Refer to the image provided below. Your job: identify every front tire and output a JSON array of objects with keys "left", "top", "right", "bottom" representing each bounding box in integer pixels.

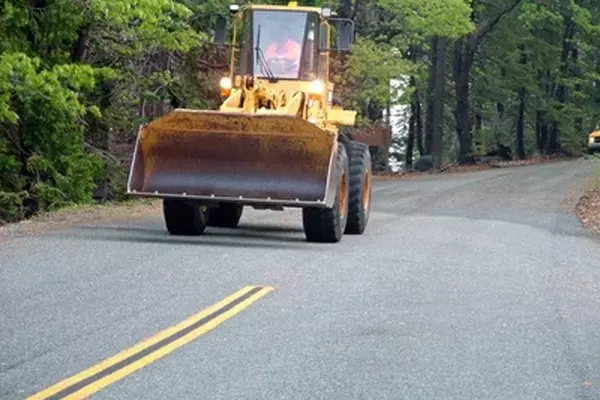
[
  {"left": 163, "top": 199, "right": 208, "bottom": 235},
  {"left": 344, "top": 140, "right": 372, "bottom": 234},
  {"left": 302, "top": 144, "right": 349, "bottom": 243},
  {"left": 207, "top": 203, "right": 243, "bottom": 228}
]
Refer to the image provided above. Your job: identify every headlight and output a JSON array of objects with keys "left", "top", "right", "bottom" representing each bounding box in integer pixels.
[
  {"left": 220, "top": 77, "right": 232, "bottom": 89},
  {"left": 590, "top": 136, "right": 596, "bottom": 144},
  {"left": 310, "top": 79, "right": 323, "bottom": 94}
]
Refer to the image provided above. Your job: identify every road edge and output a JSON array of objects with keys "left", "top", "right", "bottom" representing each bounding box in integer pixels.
[
  {"left": 575, "top": 184, "right": 600, "bottom": 236},
  {"left": 373, "top": 155, "right": 581, "bottom": 180},
  {"left": 0, "top": 199, "right": 162, "bottom": 242},
  {"left": 1, "top": 155, "right": 594, "bottom": 241}
]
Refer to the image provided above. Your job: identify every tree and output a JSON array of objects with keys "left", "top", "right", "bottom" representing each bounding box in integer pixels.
[
  {"left": 451, "top": 0, "right": 524, "bottom": 163},
  {"left": 0, "top": 0, "right": 205, "bottom": 221}
]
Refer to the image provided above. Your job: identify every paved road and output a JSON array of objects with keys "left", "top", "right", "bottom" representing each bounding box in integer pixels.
[{"left": 2, "top": 158, "right": 600, "bottom": 399}]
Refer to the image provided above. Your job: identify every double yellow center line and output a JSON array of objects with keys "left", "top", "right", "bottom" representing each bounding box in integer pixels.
[{"left": 28, "top": 285, "right": 274, "bottom": 400}]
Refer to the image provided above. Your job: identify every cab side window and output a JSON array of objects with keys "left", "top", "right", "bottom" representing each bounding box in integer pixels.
[
  {"left": 318, "top": 22, "right": 328, "bottom": 80},
  {"left": 236, "top": 13, "right": 252, "bottom": 75},
  {"left": 300, "top": 17, "right": 319, "bottom": 79}
]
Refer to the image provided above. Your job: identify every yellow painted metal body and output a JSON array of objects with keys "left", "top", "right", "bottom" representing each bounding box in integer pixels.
[
  {"left": 127, "top": 2, "right": 357, "bottom": 208},
  {"left": 128, "top": 109, "right": 340, "bottom": 205},
  {"left": 219, "top": 79, "right": 356, "bottom": 129},
  {"left": 588, "top": 129, "right": 600, "bottom": 152}
]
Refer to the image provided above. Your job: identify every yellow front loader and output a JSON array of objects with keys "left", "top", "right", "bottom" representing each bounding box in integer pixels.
[
  {"left": 588, "top": 128, "right": 600, "bottom": 154},
  {"left": 126, "top": 1, "right": 373, "bottom": 243}
]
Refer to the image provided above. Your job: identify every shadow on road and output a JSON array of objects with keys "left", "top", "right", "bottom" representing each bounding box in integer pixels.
[
  {"left": 51, "top": 223, "right": 319, "bottom": 250},
  {"left": 75, "top": 223, "right": 304, "bottom": 235},
  {"left": 236, "top": 223, "right": 304, "bottom": 234}
]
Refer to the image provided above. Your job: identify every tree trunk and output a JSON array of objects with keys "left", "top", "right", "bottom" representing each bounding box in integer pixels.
[
  {"left": 571, "top": 36, "right": 583, "bottom": 138},
  {"left": 402, "top": 45, "right": 423, "bottom": 163},
  {"left": 431, "top": 37, "right": 446, "bottom": 170},
  {"left": 72, "top": 25, "right": 92, "bottom": 63},
  {"left": 515, "top": 87, "right": 526, "bottom": 159},
  {"left": 539, "top": 15, "right": 576, "bottom": 154},
  {"left": 415, "top": 91, "right": 424, "bottom": 156},
  {"left": 496, "top": 67, "right": 506, "bottom": 131},
  {"left": 535, "top": 111, "right": 542, "bottom": 152},
  {"left": 515, "top": 45, "right": 526, "bottom": 159},
  {"left": 536, "top": 111, "right": 549, "bottom": 153},
  {"left": 424, "top": 37, "right": 437, "bottom": 155},
  {"left": 474, "top": 109, "right": 483, "bottom": 151},
  {"left": 425, "top": 35, "right": 446, "bottom": 170},
  {"left": 406, "top": 82, "right": 416, "bottom": 171},
  {"left": 450, "top": 0, "right": 523, "bottom": 164},
  {"left": 452, "top": 41, "right": 474, "bottom": 164},
  {"left": 545, "top": 121, "right": 559, "bottom": 154}
]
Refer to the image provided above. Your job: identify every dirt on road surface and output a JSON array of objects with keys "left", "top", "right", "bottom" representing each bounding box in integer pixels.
[{"left": 1, "top": 158, "right": 600, "bottom": 400}]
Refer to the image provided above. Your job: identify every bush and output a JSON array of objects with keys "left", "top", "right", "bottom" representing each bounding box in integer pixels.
[
  {"left": 0, "top": 52, "right": 104, "bottom": 221},
  {"left": 0, "top": 191, "right": 22, "bottom": 223}
]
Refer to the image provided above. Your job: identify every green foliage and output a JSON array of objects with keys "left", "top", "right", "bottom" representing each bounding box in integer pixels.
[
  {"left": 467, "top": 0, "right": 600, "bottom": 159},
  {"left": 344, "top": 0, "right": 475, "bottom": 124},
  {"left": 0, "top": 0, "right": 208, "bottom": 223},
  {"left": 379, "top": 0, "right": 475, "bottom": 40},
  {"left": 0, "top": 51, "right": 104, "bottom": 215},
  {"left": 346, "top": 39, "right": 413, "bottom": 110},
  {"left": 0, "top": 191, "right": 22, "bottom": 223},
  {"left": 90, "top": 0, "right": 204, "bottom": 55},
  {"left": 2, "top": 0, "right": 600, "bottom": 222}
]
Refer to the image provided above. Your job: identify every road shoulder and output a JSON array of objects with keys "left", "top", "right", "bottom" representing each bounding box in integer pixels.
[
  {"left": 2, "top": 156, "right": 597, "bottom": 241},
  {"left": 0, "top": 199, "right": 161, "bottom": 242},
  {"left": 576, "top": 186, "right": 600, "bottom": 235}
]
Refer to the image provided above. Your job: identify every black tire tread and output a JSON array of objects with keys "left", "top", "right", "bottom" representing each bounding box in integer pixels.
[
  {"left": 345, "top": 140, "right": 372, "bottom": 234},
  {"left": 302, "top": 144, "right": 349, "bottom": 243},
  {"left": 163, "top": 199, "right": 207, "bottom": 235},
  {"left": 207, "top": 203, "right": 243, "bottom": 228}
]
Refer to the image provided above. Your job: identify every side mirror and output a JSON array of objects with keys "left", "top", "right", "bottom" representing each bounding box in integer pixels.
[
  {"left": 329, "top": 18, "right": 354, "bottom": 51},
  {"left": 214, "top": 15, "right": 227, "bottom": 44}
]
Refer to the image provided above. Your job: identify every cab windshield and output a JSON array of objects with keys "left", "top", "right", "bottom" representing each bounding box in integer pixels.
[{"left": 237, "top": 10, "right": 319, "bottom": 80}]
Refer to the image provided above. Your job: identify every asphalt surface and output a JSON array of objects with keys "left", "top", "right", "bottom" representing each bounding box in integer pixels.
[{"left": 1, "top": 158, "right": 600, "bottom": 399}]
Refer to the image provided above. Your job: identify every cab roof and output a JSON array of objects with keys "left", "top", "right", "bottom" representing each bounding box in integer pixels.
[{"left": 247, "top": 2, "right": 323, "bottom": 13}]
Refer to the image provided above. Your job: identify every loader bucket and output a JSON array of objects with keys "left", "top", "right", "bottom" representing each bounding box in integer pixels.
[{"left": 127, "top": 109, "right": 338, "bottom": 207}]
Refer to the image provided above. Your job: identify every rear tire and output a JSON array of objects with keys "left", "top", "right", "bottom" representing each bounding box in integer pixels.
[
  {"left": 163, "top": 198, "right": 207, "bottom": 235},
  {"left": 344, "top": 140, "right": 372, "bottom": 234},
  {"left": 302, "top": 144, "right": 349, "bottom": 243},
  {"left": 207, "top": 203, "right": 243, "bottom": 228}
]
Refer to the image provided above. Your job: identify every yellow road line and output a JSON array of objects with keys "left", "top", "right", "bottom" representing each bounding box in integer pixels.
[{"left": 28, "top": 285, "right": 274, "bottom": 400}]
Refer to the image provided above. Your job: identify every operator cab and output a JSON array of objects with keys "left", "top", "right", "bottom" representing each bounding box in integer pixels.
[
  {"left": 237, "top": 9, "right": 322, "bottom": 81},
  {"left": 214, "top": 4, "right": 354, "bottom": 83}
]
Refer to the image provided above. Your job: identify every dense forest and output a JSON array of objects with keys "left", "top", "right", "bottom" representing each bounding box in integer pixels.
[{"left": 1, "top": 0, "right": 599, "bottom": 223}]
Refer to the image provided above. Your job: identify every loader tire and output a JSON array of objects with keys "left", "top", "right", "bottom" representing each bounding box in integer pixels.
[
  {"left": 207, "top": 203, "right": 243, "bottom": 228},
  {"left": 344, "top": 140, "right": 372, "bottom": 234},
  {"left": 302, "top": 144, "right": 349, "bottom": 243},
  {"left": 162, "top": 198, "right": 207, "bottom": 235}
]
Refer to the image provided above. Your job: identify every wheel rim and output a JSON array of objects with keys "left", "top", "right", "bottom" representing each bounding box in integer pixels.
[
  {"left": 362, "top": 168, "right": 371, "bottom": 212},
  {"left": 339, "top": 170, "right": 348, "bottom": 218}
]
